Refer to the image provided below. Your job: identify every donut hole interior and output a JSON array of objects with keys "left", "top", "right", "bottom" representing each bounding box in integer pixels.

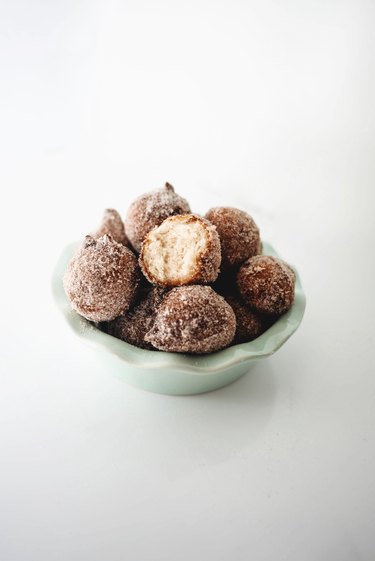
[{"left": 145, "top": 220, "right": 207, "bottom": 283}]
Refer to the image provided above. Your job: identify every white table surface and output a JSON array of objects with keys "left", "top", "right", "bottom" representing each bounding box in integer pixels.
[{"left": 1, "top": 1, "right": 375, "bottom": 559}]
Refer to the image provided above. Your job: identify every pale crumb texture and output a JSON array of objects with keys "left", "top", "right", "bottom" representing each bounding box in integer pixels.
[
  {"left": 205, "top": 207, "right": 261, "bottom": 269},
  {"left": 106, "top": 287, "right": 167, "bottom": 350},
  {"left": 92, "top": 208, "right": 130, "bottom": 247},
  {"left": 140, "top": 214, "right": 221, "bottom": 286},
  {"left": 225, "top": 294, "right": 275, "bottom": 343},
  {"left": 125, "top": 182, "right": 191, "bottom": 253},
  {"left": 145, "top": 285, "right": 236, "bottom": 354},
  {"left": 63, "top": 235, "right": 140, "bottom": 322},
  {"left": 237, "top": 255, "right": 296, "bottom": 315}
]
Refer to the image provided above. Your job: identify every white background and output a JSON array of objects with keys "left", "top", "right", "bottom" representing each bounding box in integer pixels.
[{"left": 1, "top": 0, "right": 375, "bottom": 559}]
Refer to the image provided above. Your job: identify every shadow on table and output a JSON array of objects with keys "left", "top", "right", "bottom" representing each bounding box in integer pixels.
[{"left": 126, "top": 361, "right": 278, "bottom": 478}]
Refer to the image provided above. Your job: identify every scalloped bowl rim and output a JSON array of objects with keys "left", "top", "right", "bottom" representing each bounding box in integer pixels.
[{"left": 52, "top": 242, "right": 306, "bottom": 375}]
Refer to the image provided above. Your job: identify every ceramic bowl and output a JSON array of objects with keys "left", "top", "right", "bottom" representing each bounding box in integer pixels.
[{"left": 52, "top": 242, "right": 305, "bottom": 395}]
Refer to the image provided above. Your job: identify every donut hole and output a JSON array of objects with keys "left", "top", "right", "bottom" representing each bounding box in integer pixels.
[{"left": 143, "top": 219, "right": 207, "bottom": 284}]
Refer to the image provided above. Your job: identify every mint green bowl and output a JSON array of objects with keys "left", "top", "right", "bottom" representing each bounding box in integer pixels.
[{"left": 52, "top": 242, "right": 305, "bottom": 395}]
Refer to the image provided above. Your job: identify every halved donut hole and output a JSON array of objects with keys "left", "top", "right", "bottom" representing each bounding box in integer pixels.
[{"left": 140, "top": 215, "right": 221, "bottom": 286}]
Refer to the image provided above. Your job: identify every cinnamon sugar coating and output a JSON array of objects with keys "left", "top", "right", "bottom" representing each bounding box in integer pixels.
[
  {"left": 145, "top": 285, "right": 236, "bottom": 354},
  {"left": 125, "top": 182, "right": 191, "bottom": 253},
  {"left": 225, "top": 294, "right": 274, "bottom": 343},
  {"left": 92, "top": 208, "right": 129, "bottom": 247},
  {"left": 237, "top": 255, "right": 295, "bottom": 315},
  {"left": 63, "top": 235, "right": 140, "bottom": 322},
  {"left": 205, "top": 207, "right": 261, "bottom": 269},
  {"left": 107, "top": 287, "right": 167, "bottom": 349}
]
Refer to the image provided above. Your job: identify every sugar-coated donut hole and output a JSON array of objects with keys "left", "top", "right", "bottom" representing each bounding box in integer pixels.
[
  {"left": 205, "top": 206, "right": 261, "bottom": 269},
  {"left": 92, "top": 208, "right": 129, "bottom": 247},
  {"left": 225, "top": 294, "right": 275, "bottom": 343},
  {"left": 144, "top": 220, "right": 207, "bottom": 282},
  {"left": 63, "top": 235, "right": 140, "bottom": 322},
  {"left": 140, "top": 214, "right": 221, "bottom": 286},
  {"left": 237, "top": 255, "right": 295, "bottom": 315},
  {"left": 145, "top": 285, "right": 236, "bottom": 354},
  {"left": 125, "top": 182, "right": 191, "bottom": 253}
]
